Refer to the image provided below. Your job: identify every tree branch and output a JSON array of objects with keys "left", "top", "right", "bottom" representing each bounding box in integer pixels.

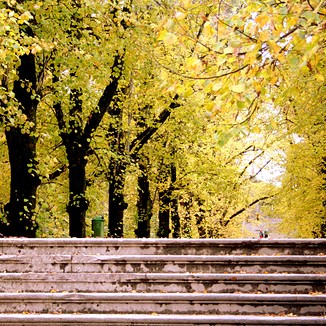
[
  {"left": 250, "top": 159, "right": 271, "bottom": 180},
  {"left": 129, "top": 96, "right": 179, "bottom": 158},
  {"left": 224, "top": 195, "right": 275, "bottom": 226},
  {"left": 155, "top": 57, "right": 249, "bottom": 80},
  {"left": 84, "top": 54, "right": 124, "bottom": 141},
  {"left": 44, "top": 164, "right": 68, "bottom": 182},
  {"left": 237, "top": 150, "right": 265, "bottom": 183},
  {"left": 307, "top": 0, "right": 326, "bottom": 16},
  {"left": 225, "top": 145, "right": 256, "bottom": 165},
  {"left": 53, "top": 101, "right": 67, "bottom": 143}
]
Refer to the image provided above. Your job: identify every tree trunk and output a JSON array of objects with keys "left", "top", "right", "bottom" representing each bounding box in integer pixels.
[
  {"left": 58, "top": 88, "right": 89, "bottom": 238},
  {"left": 106, "top": 97, "right": 180, "bottom": 237},
  {"left": 107, "top": 95, "right": 127, "bottom": 237},
  {"left": 180, "top": 196, "right": 192, "bottom": 238},
  {"left": 319, "top": 156, "right": 326, "bottom": 238},
  {"left": 170, "top": 163, "right": 180, "bottom": 238},
  {"left": 135, "top": 160, "right": 152, "bottom": 238},
  {"left": 2, "top": 51, "right": 40, "bottom": 237},
  {"left": 157, "top": 188, "right": 171, "bottom": 238},
  {"left": 66, "top": 150, "right": 88, "bottom": 237},
  {"left": 4, "top": 129, "right": 39, "bottom": 237},
  {"left": 108, "top": 158, "right": 127, "bottom": 237},
  {"left": 195, "top": 199, "right": 207, "bottom": 238}
]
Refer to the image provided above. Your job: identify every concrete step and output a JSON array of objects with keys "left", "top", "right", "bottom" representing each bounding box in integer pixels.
[
  {"left": 0, "top": 314, "right": 325, "bottom": 325},
  {"left": 0, "top": 292, "right": 325, "bottom": 315},
  {"left": 1, "top": 238, "right": 325, "bottom": 256},
  {"left": 0, "top": 272, "right": 325, "bottom": 294},
  {"left": 0, "top": 238, "right": 325, "bottom": 324},
  {"left": 1, "top": 254, "right": 325, "bottom": 273}
]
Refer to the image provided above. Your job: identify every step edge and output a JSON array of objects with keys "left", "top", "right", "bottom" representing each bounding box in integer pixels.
[{"left": 0, "top": 313, "right": 325, "bottom": 324}]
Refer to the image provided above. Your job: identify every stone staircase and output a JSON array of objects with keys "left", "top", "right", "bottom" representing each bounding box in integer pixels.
[{"left": 0, "top": 238, "right": 325, "bottom": 325}]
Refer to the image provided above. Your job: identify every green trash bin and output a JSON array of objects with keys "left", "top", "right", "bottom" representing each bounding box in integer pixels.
[{"left": 92, "top": 216, "right": 104, "bottom": 237}]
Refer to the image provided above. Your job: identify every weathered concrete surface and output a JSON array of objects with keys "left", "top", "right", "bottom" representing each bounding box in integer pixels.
[
  {"left": 1, "top": 238, "right": 325, "bottom": 255},
  {"left": 0, "top": 292, "right": 325, "bottom": 315},
  {"left": 0, "top": 238, "right": 325, "bottom": 325},
  {"left": 0, "top": 272, "right": 324, "bottom": 294},
  {"left": 0, "top": 254, "right": 325, "bottom": 273},
  {"left": 0, "top": 314, "right": 325, "bottom": 325}
]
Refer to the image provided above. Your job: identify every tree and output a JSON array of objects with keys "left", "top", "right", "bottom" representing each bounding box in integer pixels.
[
  {"left": 270, "top": 71, "right": 326, "bottom": 237},
  {"left": 40, "top": 0, "right": 126, "bottom": 237},
  {"left": 135, "top": 156, "right": 152, "bottom": 238},
  {"left": 0, "top": 6, "right": 42, "bottom": 236}
]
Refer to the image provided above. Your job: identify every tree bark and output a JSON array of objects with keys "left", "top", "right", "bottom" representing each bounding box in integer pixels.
[
  {"left": 170, "top": 163, "right": 180, "bottom": 238},
  {"left": 107, "top": 94, "right": 127, "bottom": 237},
  {"left": 108, "top": 158, "right": 127, "bottom": 238},
  {"left": 195, "top": 199, "right": 207, "bottom": 238},
  {"left": 180, "top": 196, "right": 192, "bottom": 238},
  {"left": 135, "top": 160, "right": 152, "bottom": 238},
  {"left": 157, "top": 188, "right": 171, "bottom": 238},
  {"left": 2, "top": 51, "right": 40, "bottom": 237},
  {"left": 319, "top": 156, "right": 326, "bottom": 238},
  {"left": 4, "top": 129, "right": 39, "bottom": 237},
  {"left": 157, "top": 164, "right": 171, "bottom": 238},
  {"left": 65, "top": 144, "right": 88, "bottom": 238}
]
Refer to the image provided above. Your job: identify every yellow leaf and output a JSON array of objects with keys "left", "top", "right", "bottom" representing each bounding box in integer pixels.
[
  {"left": 286, "top": 16, "right": 298, "bottom": 28},
  {"left": 259, "top": 30, "right": 270, "bottom": 42},
  {"left": 230, "top": 83, "right": 245, "bottom": 93},
  {"left": 268, "top": 40, "right": 281, "bottom": 54},
  {"left": 212, "top": 82, "right": 222, "bottom": 92},
  {"left": 31, "top": 44, "right": 42, "bottom": 55},
  {"left": 223, "top": 47, "right": 234, "bottom": 54},
  {"left": 185, "top": 57, "right": 201, "bottom": 69},
  {"left": 251, "top": 126, "right": 261, "bottom": 133},
  {"left": 255, "top": 13, "right": 270, "bottom": 27},
  {"left": 203, "top": 24, "right": 216, "bottom": 38},
  {"left": 315, "top": 74, "right": 324, "bottom": 82},
  {"left": 157, "top": 30, "right": 167, "bottom": 41},
  {"left": 179, "top": 0, "right": 191, "bottom": 8},
  {"left": 175, "top": 11, "right": 186, "bottom": 20},
  {"left": 21, "top": 11, "right": 33, "bottom": 21},
  {"left": 163, "top": 32, "right": 178, "bottom": 45}
]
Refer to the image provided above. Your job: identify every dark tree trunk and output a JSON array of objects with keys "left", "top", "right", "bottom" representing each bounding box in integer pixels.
[
  {"left": 157, "top": 188, "right": 171, "bottom": 238},
  {"left": 171, "top": 196, "right": 180, "bottom": 238},
  {"left": 135, "top": 160, "right": 152, "bottom": 238},
  {"left": 66, "top": 148, "right": 88, "bottom": 238},
  {"left": 108, "top": 159, "right": 127, "bottom": 238},
  {"left": 106, "top": 97, "right": 180, "bottom": 237},
  {"left": 2, "top": 51, "right": 40, "bottom": 237},
  {"left": 156, "top": 161, "right": 171, "bottom": 238},
  {"left": 180, "top": 196, "right": 192, "bottom": 238},
  {"left": 57, "top": 88, "right": 89, "bottom": 238},
  {"left": 107, "top": 96, "right": 127, "bottom": 238},
  {"left": 195, "top": 199, "right": 207, "bottom": 238},
  {"left": 319, "top": 156, "right": 326, "bottom": 238},
  {"left": 170, "top": 163, "right": 180, "bottom": 238},
  {"left": 4, "top": 129, "right": 39, "bottom": 237}
]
